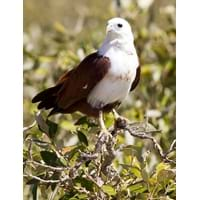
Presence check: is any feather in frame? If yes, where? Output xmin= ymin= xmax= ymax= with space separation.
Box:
xmin=130 ymin=66 xmax=140 ymax=91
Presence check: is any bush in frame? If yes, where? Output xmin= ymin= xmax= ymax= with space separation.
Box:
xmin=24 ymin=0 xmax=176 ymax=199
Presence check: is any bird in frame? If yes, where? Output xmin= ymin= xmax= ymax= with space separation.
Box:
xmin=32 ymin=17 xmax=140 ymax=132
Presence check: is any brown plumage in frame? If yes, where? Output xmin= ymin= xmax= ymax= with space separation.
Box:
xmin=130 ymin=66 xmax=140 ymax=91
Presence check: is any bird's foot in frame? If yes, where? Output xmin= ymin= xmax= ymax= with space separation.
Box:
xmin=112 ymin=109 xmax=129 ymax=129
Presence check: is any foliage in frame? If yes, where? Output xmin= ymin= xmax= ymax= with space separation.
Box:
xmin=24 ymin=0 xmax=176 ymax=199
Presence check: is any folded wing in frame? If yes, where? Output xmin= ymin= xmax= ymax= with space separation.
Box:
xmin=32 ymin=52 xmax=111 ymax=116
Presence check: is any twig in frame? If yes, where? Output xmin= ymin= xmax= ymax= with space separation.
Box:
xmin=113 ymin=117 xmax=175 ymax=164
xmin=25 ymin=160 xmax=68 ymax=171
xmin=24 ymin=174 xmax=60 ymax=183
xmin=24 ymin=173 xmax=69 ymax=184
xmin=164 ymin=139 xmax=176 ymax=159
xmin=23 ymin=111 xmax=42 ymax=133
xmin=166 ymin=139 xmax=176 ymax=155
xmin=124 ymin=125 xmax=175 ymax=164
xmin=49 ymin=183 xmax=61 ymax=200
xmin=23 ymin=120 xmax=36 ymax=133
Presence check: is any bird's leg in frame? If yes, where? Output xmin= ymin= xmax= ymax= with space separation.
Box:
xmin=99 ymin=111 xmax=109 ymax=134
xmin=98 ymin=111 xmax=115 ymax=142
xmin=112 ymin=109 xmax=121 ymax=119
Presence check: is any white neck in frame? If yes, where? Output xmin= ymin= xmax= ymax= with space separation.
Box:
xmin=98 ymin=36 xmax=136 ymax=56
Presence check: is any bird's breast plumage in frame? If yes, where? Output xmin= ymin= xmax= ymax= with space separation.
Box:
xmin=87 ymin=48 xmax=139 ymax=109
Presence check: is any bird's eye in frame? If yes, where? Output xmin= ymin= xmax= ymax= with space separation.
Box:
xmin=117 ymin=23 xmax=123 ymax=28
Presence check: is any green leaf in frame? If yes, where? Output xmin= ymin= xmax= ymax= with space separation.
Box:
xmin=102 ymin=185 xmax=116 ymax=196
xmin=64 ymin=146 xmax=82 ymax=160
xmin=131 ymin=167 xmax=142 ymax=178
xmin=75 ymin=116 xmax=97 ymax=127
xmin=31 ymin=183 xmax=38 ymax=200
xmin=128 ymin=183 xmax=147 ymax=193
xmin=59 ymin=191 xmax=76 ymax=200
xmin=46 ymin=119 xmax=58 ymax=139
xmin=35 ymin=112 xmax=58 ymax=139
xmin=74 ymin=177 xmax=94 ymax=191
xmin=77 ymin=131 xmax=88 ymax=146
xmin=27 ymin=178 xmax=39 ymax=185
xmin=156 ymin=162 xmax=171 ymax=174
xmin=141 ymin=168 xmax=149 ymax=182
xmin=75 ymin=116 xmax=88 ymax=125
xmin=40 ymin=151 xmax=62 ymax=166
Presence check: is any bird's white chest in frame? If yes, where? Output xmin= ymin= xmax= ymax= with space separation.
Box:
xmin=87 ymin=48 xmax=139 ymax=109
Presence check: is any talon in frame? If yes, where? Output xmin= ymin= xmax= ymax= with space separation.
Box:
xmin=112 ymin=109 xmax=129 ymax=128
xmin=115 ymin=118 xmax=127 ymax=129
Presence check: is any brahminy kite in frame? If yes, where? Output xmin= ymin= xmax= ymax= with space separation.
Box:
xmin=32 ymin=17 xmax=140 ymax=131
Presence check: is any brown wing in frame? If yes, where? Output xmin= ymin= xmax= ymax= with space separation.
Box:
xmin=130 ymin=66 xmax=140 ymax=91
xmin=32 ymin=52 xmax=111 ymax=115
xmin=56 ymin=52 xmax=110 ymax=108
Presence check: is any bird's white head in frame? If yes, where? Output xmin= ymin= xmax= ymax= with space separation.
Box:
xmin=106 ymin=18 xmax=134 ymax=43
xmin=99 ymin=18 xmax=135 ymax=55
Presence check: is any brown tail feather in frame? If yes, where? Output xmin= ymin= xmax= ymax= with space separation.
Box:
xmin=32 ymin=84 xmax=62 ymax=110
xmin=37 ymin=97 xmax=56 ymax=109
xmin=32 ymin=85 xmax=61 ymax=103
xmin=48 ymin=107 xmax=64 ymax=117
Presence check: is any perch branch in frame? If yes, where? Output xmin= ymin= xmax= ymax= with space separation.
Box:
xmin=114 ymin=117 xmax=176 ymax=164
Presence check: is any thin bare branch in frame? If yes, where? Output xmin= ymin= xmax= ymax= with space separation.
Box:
xmin=24 ymin=173 xmax=69 ymax=184
xmin=23 ymin=120 xmax=36 ymax=133
xmin=24 ymin=174 xmax=60 ymax=183
xmin=167 ymin=139 xmax=176 ymax=155
xmin=24 ymin=160 xmax=68 ymax=171
xmin=123 ymin=124 xmax=176 ymax=164
xmin=48 ymin=183 xmax=61 ymax=200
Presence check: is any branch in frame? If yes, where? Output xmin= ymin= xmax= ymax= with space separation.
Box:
xmin=23 ymin=174 xmax=61 ymax=184
xmin=23 ymin=111 xmax=42 ymax=133
xmin=24 ymin=173 xmax=69 ymax=184
xmin=24 ymin=160 xmax=68 ymax=171
xmin=115 ymin=118 xmax=176 ymax=164
xmin=23 ymin=120 xmax=36 ymax=133
xmin=164 ymin=139 xmax=176 ymax=157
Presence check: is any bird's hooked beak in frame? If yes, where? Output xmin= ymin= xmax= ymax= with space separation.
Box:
xmin=106 ymin=24 xmax=114 ymax=33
